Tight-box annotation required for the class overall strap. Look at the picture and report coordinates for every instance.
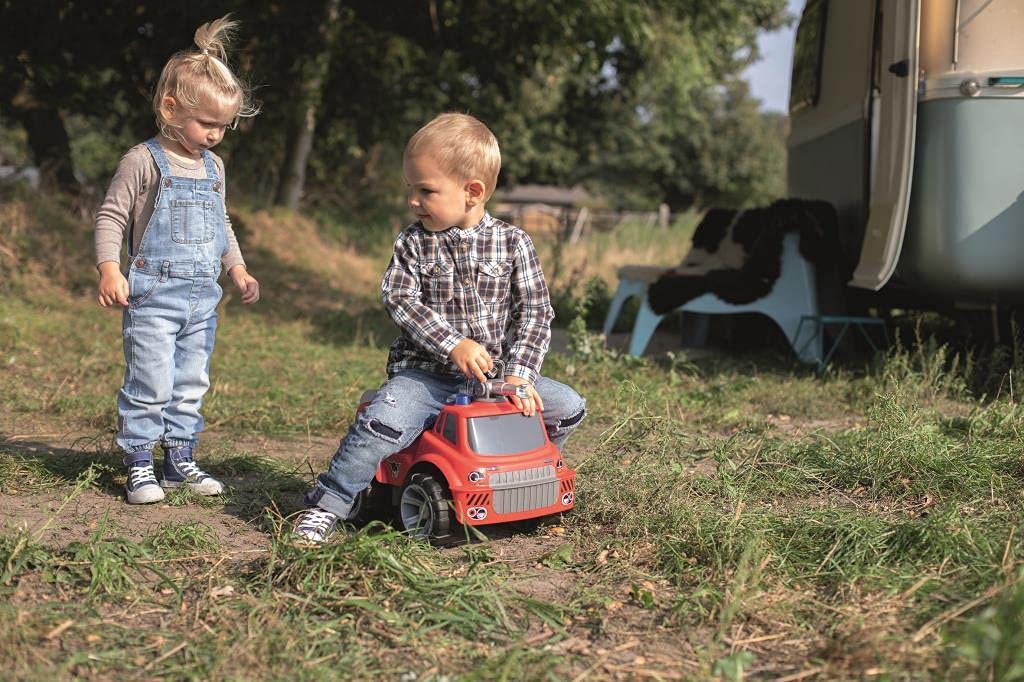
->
[200,149,220,180]
[143,138,172,176]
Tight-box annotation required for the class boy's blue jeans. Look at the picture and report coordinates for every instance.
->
[307,368,586,518]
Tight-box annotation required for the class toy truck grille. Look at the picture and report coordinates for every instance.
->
[488,465,558,514]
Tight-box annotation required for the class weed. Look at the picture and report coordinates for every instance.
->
[950,577,1024,681]
[0,530,52,587]
[63,518,177,597]
[143,521,220,558]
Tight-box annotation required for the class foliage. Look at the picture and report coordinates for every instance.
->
[952,578,1024,681]
[0,1,789,214]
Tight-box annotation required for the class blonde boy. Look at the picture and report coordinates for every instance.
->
[294,113,586,543]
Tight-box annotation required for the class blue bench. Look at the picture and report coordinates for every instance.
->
[603,232,823,364]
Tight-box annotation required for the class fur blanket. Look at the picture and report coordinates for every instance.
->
[647,198,838,315]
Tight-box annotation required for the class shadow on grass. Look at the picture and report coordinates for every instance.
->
[0,432,313,533]
[0,432,123,495]
[631,311,892,379]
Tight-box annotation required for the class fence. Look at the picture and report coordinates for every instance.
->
[492,203,672,243]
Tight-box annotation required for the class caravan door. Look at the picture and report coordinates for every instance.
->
[850,0,921,290]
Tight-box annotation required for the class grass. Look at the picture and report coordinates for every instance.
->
[3,187,1024,678]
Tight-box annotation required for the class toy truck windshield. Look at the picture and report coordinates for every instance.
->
[466,413,547,455]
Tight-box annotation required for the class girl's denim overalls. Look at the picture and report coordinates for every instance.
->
[116,139,228,454]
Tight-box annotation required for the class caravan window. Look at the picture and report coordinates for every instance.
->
[790,0,829,112]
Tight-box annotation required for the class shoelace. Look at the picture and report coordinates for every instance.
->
[129,464,158,488]
[176,460,209,481]
[297,509,337,538]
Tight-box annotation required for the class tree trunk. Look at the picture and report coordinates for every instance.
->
[13,101,78,192]
[274,0,341,209]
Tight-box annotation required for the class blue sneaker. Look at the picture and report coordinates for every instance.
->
[160,445,223,495]
[124,451,165,505]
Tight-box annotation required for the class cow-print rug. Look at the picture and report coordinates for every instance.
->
[647,198,838,315]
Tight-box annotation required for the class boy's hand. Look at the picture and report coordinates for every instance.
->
[229,265,260,304]
[504,375,544,417]
[450,339,493,383]
[97,261,129,307]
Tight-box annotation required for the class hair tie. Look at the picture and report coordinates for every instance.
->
[201,48,209,56]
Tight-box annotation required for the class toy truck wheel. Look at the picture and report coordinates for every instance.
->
[349,480,389,525]
[398,473,452,542]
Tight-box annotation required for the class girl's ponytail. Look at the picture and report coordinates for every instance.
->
[152,14,259,142]
[193,15,234,63]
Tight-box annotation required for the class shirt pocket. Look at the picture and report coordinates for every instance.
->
[419,259,455,304]
[476,260,512,304]
[170,199,215,244]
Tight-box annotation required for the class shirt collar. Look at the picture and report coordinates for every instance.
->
[418,212,492,240]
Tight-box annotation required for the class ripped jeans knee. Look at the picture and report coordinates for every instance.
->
[365,417,403,443]
[315,413,414,515]
[546,401,587,451]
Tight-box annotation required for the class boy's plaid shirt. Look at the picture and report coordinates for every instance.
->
[382,213,553,384]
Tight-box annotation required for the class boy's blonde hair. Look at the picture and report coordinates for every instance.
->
[152,15,258,141]
[404,113,501,199]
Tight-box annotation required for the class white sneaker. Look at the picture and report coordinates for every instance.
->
[161,446,224,495]
[292,508,340,545]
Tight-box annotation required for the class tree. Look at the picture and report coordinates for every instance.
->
[0,1,235,191]
[0,1,791,213]
[301,0,790,213]
[273,0,342,209]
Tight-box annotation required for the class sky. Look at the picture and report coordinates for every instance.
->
[742,0,804,112]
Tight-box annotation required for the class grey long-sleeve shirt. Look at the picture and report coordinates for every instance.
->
[94,143,245,270]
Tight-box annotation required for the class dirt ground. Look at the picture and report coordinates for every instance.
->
[0,408,742,679]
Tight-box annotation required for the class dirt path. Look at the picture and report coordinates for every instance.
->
[1,416,718,679]
[0,415,331,548]
[4,413,835,675]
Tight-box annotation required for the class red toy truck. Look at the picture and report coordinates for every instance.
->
[353,377,576,543]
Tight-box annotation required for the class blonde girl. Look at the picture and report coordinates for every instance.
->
[94,15,260,504]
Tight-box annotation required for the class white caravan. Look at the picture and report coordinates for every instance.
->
[788,0,1024,306]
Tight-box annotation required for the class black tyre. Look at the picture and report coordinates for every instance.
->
[348,480,390,526]
[398,473,453,542]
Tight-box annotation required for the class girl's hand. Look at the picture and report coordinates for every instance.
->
[229,265,260,304]
[504,375,544,416]
[97,262,129,307]
[450,339,493,382]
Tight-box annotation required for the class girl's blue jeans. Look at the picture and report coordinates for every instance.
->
[117,273,222,453]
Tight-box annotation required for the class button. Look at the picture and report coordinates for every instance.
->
[163,178,171,188]
[463,277,472,286]
[135,258,144,267]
